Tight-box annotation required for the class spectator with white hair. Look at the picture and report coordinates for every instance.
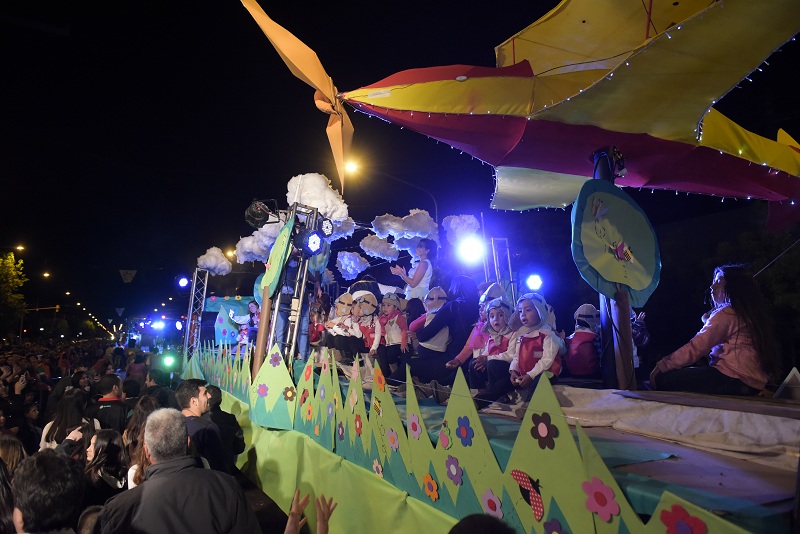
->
[94,408,260,533]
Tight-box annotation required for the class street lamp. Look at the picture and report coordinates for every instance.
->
[345,162,438,222]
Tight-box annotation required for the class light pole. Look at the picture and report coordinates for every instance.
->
[373,170,438,223]
[345,162,438,223]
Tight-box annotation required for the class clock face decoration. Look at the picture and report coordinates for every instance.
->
[571,179,661,308]
[260,219,295,299]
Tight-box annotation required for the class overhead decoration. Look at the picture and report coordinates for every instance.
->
[442,215,480,246]
[571,179,660,307]
[241,1,353,192]
[336,251,370,280]
[338,0,800,221]
[197,247,232,275]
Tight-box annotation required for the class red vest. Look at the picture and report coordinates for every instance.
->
[518,333,562,376]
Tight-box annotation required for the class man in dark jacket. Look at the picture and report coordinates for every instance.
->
[176,379,229,474]
[205,385,245,473]
[86,374,128,433]
[142,368,179,409]
[94,408,260,533]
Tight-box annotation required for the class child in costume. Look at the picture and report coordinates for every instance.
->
[564,303,601,376]
[478,293,564,408]
[446,283,507,373]
[309,309,326,345]
[353,290,382,360]
[323,293,353,360]
[234,324,249,357]
[388,286,450,385]
[376,292,408,378]
[466,297,514,392]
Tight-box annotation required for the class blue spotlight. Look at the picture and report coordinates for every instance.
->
[526,274,543,291]
[293,227,324,256]
[456,235,486,266]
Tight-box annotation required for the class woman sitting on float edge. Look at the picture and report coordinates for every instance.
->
[650,264,779,396]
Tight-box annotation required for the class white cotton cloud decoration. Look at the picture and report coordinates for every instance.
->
[336,251,369,281]
[442,214,481,245]
[329,217,356,242]
[234,235,270,264]
[360,234,399,261]
[286,173,349,221]
[197,247,232,276]
[371,209,437,241]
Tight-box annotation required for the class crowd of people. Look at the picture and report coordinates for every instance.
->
[0,255,779,533]
[0,340,337,533]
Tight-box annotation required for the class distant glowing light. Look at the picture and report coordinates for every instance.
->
[178,277,189,288]
[175,321,183,331]
[152,321,165,330]
[526,274,543,291]
[456,235,486,266]
[163,356,176,368]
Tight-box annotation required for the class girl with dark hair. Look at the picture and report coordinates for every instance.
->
[390,238,437,300]
[650,264,780,395]
[124,396,160,488]
[231,300,261,344]
[84,429,127,506]
[40,389,100,450]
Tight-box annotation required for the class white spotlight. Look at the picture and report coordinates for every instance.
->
[526,274,543,291]
[456,235,486,266]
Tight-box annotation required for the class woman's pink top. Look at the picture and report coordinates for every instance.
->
[655,305,767,390]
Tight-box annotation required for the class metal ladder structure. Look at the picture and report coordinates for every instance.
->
[265,203,322,362]
[182,268,209,360]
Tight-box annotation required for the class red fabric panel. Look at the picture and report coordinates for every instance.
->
[355,62,534,89]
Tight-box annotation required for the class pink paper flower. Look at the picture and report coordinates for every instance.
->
[582,477,620,522]
[386,428,399,452]
[409,413,422,439]
[439,425,452,450]
[481,488,503,519]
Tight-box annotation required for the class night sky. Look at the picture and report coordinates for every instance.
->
[2,1,798,336]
